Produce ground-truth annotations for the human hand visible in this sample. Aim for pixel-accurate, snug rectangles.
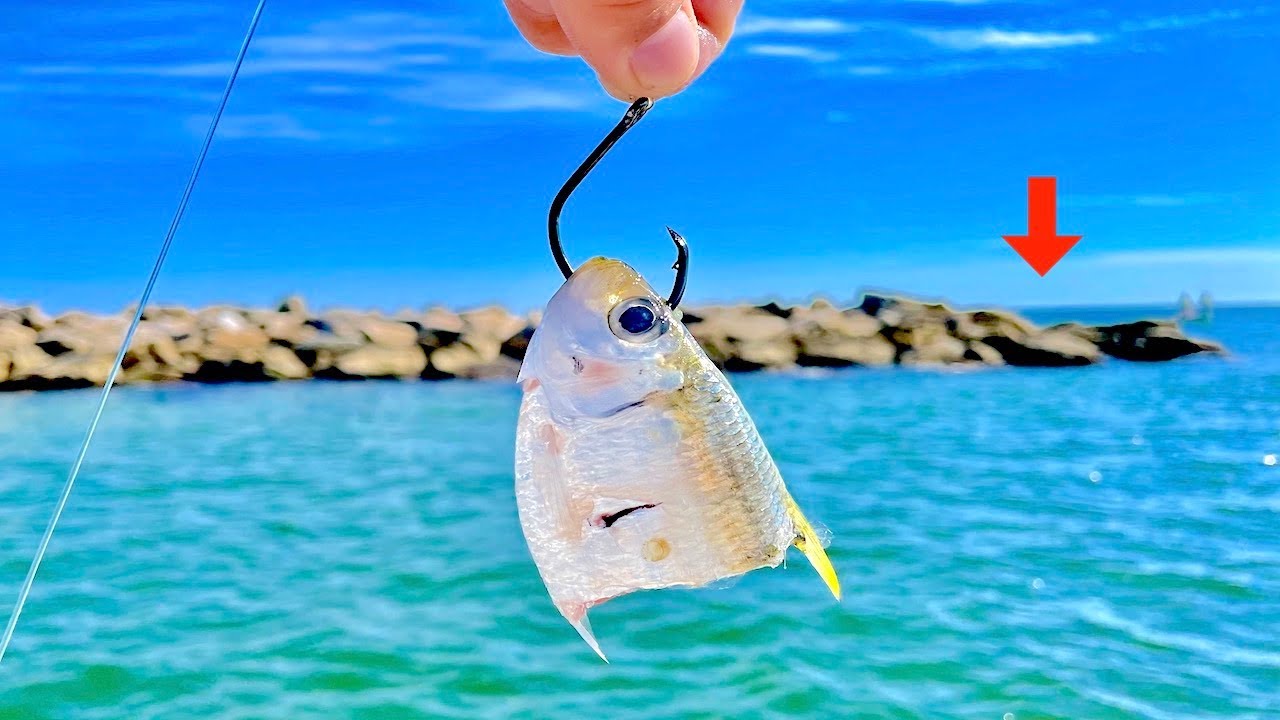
[503,0,744,101]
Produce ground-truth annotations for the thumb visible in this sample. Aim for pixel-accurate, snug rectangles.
[549,0,706,100]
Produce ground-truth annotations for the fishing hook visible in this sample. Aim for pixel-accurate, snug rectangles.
[547,97,690,310]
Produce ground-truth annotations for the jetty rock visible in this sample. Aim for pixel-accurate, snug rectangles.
[0,294,1225,391]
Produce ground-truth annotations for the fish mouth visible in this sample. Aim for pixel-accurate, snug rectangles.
[599,390,661,418]
[594,503,660,528]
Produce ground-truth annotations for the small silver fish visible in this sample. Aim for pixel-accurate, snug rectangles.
[514,257,840,660]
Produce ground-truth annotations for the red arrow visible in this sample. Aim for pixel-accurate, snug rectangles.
[1002,177,1082,276]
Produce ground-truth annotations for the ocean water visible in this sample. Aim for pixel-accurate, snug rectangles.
[0,306,1276,719]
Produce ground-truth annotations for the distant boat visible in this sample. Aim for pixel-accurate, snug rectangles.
[1178,291,1214,324]
[1199,291,1215,323]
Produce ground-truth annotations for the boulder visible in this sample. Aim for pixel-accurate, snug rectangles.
[900,330,970,366]
[426,341,487,379]
[45,354,116,387]
[1046,322,1099,343]
[185,310,275,382]
[798,335,896,368]
[1093,320,1222,362]
[790,306,892,367]
[886,322,946,361]
[202,310,270,357]
[204,325,270,360]
[122,325,195,382]
[964,341,1006,366]
[9,352,115,390]
[330,345,426,379]
[263,346,310,380]
[984,329,1101,367]
[294,333,365,353]
[417,304,468,348]
[789,305,882,339]
[421,306,466,336]
[357,317,419,348]
[460,306,527,345]
[150,313,203,356]
[0,306,50,331]
[309,309,368,346]
[952,309,1038,343]
[859,294,951,330]
[429,315,527,377]
[277,295,307,315]
[435,307,525,376]
[0,321,37,351]
[248,308,316,348]
[36,314,125,357]
[728,340,799,371]
[687,307,796,371]
[7,345,54,380]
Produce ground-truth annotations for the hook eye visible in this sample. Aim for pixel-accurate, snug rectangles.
[547,98,689,310]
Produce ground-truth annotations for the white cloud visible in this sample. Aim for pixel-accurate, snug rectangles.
[256,32,485,56]
[849,65,895,76]
[197,113,324,141]
[1064,193,1231,208]
[1121,9,1251,33]
[393,75,601,113]
[737,16,857,36]
[916,28,1104,50]
[846,56,1053,79]
[745,44,839,63]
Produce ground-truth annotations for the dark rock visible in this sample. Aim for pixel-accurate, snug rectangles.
[1094,320,1223,361]
[964,341,1005,366]
[756,301,792,319]
[186,359,273,384]
[501,324,536,361]
[984,330,1100,367]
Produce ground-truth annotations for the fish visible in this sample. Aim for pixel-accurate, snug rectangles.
[514,256,840,660]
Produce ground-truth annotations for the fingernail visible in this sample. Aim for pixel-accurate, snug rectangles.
[692,24,722,80]
[630,10,699,94]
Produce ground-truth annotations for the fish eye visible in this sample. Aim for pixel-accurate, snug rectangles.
[608,297,668,343]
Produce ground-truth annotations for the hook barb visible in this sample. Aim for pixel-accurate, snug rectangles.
[547,97,689,309]
[665,227,689,310]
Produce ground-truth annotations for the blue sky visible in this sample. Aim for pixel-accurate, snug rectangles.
[1,0,1277,314]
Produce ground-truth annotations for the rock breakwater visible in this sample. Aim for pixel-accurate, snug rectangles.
[0,294,1222,391]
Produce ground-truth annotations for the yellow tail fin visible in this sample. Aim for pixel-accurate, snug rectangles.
[786,496,841,601]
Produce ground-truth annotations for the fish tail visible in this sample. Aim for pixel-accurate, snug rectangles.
[785,496,841,601]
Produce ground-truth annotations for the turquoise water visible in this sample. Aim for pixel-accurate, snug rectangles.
[1,307,1277,719]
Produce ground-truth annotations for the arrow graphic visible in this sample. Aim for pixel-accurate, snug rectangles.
[1002,177,1082,276]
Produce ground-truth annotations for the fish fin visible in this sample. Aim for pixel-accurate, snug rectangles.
[561,602,609,663]
[786,496,842,601]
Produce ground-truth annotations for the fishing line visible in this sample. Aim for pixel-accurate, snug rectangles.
[0,0,268,665]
